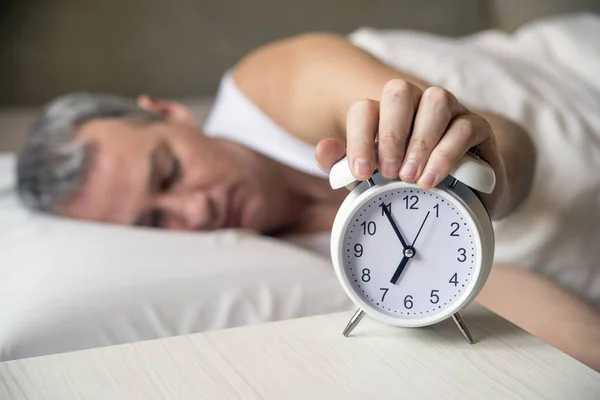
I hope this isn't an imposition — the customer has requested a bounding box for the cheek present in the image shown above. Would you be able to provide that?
[173,143,220,187]
[183,152,244,192]
[242,189,285,230]
[179,156,224,191]
[163,218,192,231]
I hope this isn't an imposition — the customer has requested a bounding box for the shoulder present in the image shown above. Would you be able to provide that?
[231,32,351,146]
[232,32,347,104]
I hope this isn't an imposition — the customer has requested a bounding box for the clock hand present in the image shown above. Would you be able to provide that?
[411,211,430,247]
[390,254,410,285]
[380,203,408,249]
[390,211,429,285]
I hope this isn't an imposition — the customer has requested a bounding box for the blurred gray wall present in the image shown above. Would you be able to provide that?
[489,0,600,31]
[0,0,489,105]
[0,0,599,106]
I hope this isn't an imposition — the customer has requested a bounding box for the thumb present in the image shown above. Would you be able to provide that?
[315,138,346,174]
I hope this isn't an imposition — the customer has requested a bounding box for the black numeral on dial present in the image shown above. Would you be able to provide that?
[430,290,440,304]
[450,273,458,286]
[450,222,460,236]
[354,244,363,257]
[361,221,376,235]
[361,268,371,282]
[380,288,389,301]
[457,248,467,262]
[404,295,414,309]
[380,202,392,216]
[403,195,419,210]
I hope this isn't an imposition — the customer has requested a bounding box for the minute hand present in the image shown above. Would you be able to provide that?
[380,203,408,249]
[412,211,430,247]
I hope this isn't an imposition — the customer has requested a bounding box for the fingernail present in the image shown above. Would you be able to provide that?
[353,158,371,178]
[381,160,399,178]
[400,160,417,181]
[418,170,437,188]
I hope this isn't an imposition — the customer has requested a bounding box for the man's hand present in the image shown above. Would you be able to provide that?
[315,79,508,219]
[233,33,533,219]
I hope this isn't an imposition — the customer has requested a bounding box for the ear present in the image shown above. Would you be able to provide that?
[136,95,197,126]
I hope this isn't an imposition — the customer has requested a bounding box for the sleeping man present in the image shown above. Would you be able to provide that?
[15,21,600,369]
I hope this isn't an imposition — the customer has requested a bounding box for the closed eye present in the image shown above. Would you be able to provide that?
[134,209,164,228]
[149,209,164,228]
[161,157,181,192]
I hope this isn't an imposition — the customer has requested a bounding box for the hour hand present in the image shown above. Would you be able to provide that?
[390,256,410,285]
[379,203,408,249]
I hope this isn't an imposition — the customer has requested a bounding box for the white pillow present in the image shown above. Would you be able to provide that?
[0,154,352,361]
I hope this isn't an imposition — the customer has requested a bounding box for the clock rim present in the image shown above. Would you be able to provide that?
[330,178,494,328]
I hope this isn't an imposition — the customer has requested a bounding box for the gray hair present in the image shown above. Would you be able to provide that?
[16,92,163,212]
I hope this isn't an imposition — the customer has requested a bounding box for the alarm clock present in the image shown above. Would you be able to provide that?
[329,152,495,343]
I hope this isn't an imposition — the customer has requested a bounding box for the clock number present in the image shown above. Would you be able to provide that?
[361,268,371,282]
[404,295,414,309]
[380,202,392,216]
[457,248,467,262]
[402,195,419,210]
[361,221,376,236]
[430,289,440,304]
[449,273,458,286]
[354,244,363,258]
[433,203,439,218]
[380,288,389,301]
[450,222,460,236]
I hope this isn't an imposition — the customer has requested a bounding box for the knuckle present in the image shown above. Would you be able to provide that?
[409,137,431,155]
[349,98,378,115]
[423,86,453,108]
[473,114,494,138]
[383,78,413,100]
[378,136,404,159]
[432,147,455,169]
[378,133,403,147]
[456,116,478,143]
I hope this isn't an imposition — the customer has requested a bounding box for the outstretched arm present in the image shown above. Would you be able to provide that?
[233,32,599,372]
[232,32,535,219]
[477,266,600,371]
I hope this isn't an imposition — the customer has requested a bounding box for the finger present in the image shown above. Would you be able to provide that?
[315,138,363,191]
[417,113,490,189]
[377,79,422,179]
[346,98,379,180]
[400,86,467,183]
[315,138,346,174]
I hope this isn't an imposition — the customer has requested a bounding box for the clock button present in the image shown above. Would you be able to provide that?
[448,153,496,194]
[330,156,360,189]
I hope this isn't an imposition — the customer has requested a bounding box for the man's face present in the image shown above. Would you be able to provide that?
[58,101,286,232]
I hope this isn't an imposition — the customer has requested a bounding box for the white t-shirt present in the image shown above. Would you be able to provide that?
[203,13,600,307]
[203,73,326,179]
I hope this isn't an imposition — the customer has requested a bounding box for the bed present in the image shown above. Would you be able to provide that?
[0,99,354,361]
[1,2,600,362]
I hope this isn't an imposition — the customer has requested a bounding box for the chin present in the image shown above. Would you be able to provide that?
[240,199,274,233]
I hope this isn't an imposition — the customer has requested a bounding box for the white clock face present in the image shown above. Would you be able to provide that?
[341,186,478,321]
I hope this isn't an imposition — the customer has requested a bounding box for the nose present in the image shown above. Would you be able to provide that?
[150,191,215,230]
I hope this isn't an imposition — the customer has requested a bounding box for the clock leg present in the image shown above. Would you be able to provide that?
[452,312,475,344]
[343,309,365,337]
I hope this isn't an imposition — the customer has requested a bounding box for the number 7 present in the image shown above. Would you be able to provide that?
[380,288,389,301]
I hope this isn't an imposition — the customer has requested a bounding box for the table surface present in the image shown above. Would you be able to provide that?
[1,304,599,400]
